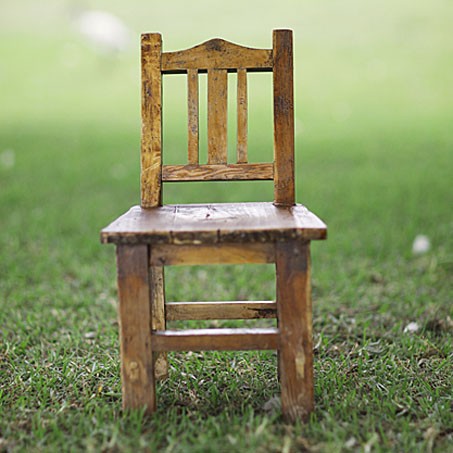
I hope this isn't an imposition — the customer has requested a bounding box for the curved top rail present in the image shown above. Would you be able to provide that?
[160,38,273,73]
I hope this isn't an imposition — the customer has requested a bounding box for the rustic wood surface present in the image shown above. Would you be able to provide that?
[149,265,168,380]
[150,242,275,266]
[237,68,248,163]
[152,328,279,351]
[273,29,295,206]
[101,202,327,245]
[208,69,228,164]
[161,38,273,74]
[166,301,276,321]
[162,163,273,181]
[276,241,313,422]
[187,68,199,164]
[104,30,325,421]
[116,245,156,412]
[141,33,162,208]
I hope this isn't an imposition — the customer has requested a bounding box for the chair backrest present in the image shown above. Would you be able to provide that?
[140,29,295,208]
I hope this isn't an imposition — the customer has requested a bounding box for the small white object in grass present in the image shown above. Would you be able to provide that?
[412,234,430,255]
[74,10,132,54]
[404,322,420,333]
[0,149,15,169]
[263,396,281,414]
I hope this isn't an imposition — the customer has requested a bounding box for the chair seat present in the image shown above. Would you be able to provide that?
[101,202,327,245]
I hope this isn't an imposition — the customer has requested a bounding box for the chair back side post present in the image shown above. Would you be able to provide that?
[272,30,295,206]
[141,33,163,208]
[139,30,296,208]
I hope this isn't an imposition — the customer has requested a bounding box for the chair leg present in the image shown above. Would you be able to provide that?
[116,244,156,413]
[150,265,168,380]
[276,241,314,422]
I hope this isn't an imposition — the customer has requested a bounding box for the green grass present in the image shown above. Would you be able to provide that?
[1,0,452,451]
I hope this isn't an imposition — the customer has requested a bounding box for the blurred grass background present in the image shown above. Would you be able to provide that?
[0,0,452,451]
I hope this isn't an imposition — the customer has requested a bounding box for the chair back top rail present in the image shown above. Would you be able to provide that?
[140,29,295,208]
[161,38,273,73]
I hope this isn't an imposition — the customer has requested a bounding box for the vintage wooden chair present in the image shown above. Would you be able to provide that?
[101,29,327,421]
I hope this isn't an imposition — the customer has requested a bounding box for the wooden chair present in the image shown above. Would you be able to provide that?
[101,29,327,421]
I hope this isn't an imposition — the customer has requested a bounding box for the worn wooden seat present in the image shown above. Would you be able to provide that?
[101,203,326,245]
[101,29,327,421]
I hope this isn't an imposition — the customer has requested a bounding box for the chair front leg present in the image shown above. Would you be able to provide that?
[276,240,314,422]
[116,244,156,413]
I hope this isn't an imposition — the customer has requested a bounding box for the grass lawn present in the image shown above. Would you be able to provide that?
[0,0,452,451]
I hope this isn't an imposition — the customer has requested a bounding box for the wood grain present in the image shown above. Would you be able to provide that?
[273,29,295,206]
[237,68,248,163]
[152,328,279,351]
[276,241,313,421]
[150,243,274,266]
[187,68,199,164]
[149,265,168,380]
[166,301,276,321]
[141,33,163,208]
[208,69,228,164]
[161,38,273,73]
[101,202,327,245]
[162,163,273,181]
[116,244,156,412]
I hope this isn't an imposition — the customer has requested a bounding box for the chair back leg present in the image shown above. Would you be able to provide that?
[150,265,169,380]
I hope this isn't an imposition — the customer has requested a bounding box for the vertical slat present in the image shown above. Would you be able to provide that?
[116,244,156,413]
[237,68,248,163]
[276,241,313,422]
[150,266,168,380]
[187,69,199,164]
[273,29,295,206]
[207,68,228,164]
[141,33,163,208]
